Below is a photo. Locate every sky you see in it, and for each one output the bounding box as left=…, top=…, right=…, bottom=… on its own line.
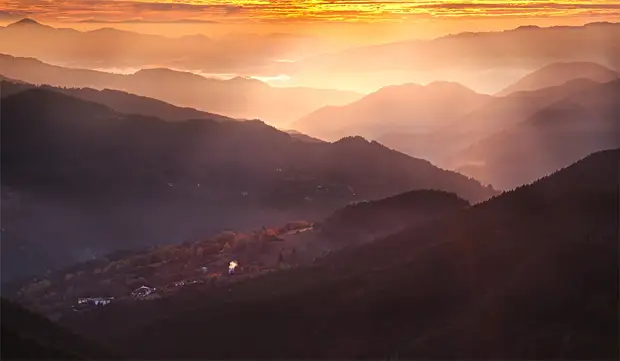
left=1, top=1, right=619, bottom=40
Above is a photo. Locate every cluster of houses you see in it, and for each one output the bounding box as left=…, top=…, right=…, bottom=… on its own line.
left=72, top=297, right=115, bottom=311
left=172, top=279, right=204, bottom=288
left=131, top=285, right=156, bottom=298
left=73, top=278, right=216, bottom=312
left=77, top=297, right=114, bottom=306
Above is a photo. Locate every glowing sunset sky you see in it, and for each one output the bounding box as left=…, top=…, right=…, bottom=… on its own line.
left=3, top=1, right=620, bottom=23
left=2, top=1, right=619, bottom=40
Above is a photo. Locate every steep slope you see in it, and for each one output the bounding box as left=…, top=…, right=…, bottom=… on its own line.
left=0, top=80, right=234, bottom=122
left=1, top=298, right=112, bottom=360
left=1, top=89, right=495, bottom=281
left=294, top=81, right=491, bottom=141
left=0, top=54, right=362, bottom=126
left=67, top=149, right=619, bottom=359
left=497, top=62, right=618, bottom=96
left=448, top=80, right=620, bottom=189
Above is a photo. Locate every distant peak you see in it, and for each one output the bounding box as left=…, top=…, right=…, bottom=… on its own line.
left=229, top=76, right=260, bottom=83
left=9, top=18, right=43, bottom=27
left=227, top=76, right=267, bottom=86
left=515, top=25, right=540, bottom=31
left=230, top=75, right=253, bottom=81
left=89, top=27, right=126, bottom=34
left=134, top=68, right=190, bottom=76
left=334, top=135, right=369, bottom=145
left=584, top=21, right=620, bottom=28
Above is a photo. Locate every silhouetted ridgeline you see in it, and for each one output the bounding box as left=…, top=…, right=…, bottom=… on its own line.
left=62, top=149, right=618, bottom=359
left=1, top=79, right=235, bottom=122
left=1, top=88, right=494, bottom=201
left=0, top=88, right=495, bottom=281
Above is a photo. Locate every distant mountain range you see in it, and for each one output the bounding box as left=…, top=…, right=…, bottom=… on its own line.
left=375, top=76, right=611, bottom=167
left=60, top=149, right=619, bottom=359
left=0, top=18, right=334, bottom=76
left=295, top=62, right=618, bottom=180
left=1, top=85, right=495, bottom=281
left=283, top=22, right=620, bottom=93
left=2, top=19, right=618, bottom=95
left=497, top=61, right=619, bottom=95
left=447, top=79, right=620, bottom=189
left=294, top=81, right=492, bottom=141
left=0, top=53, right=362, bottom=126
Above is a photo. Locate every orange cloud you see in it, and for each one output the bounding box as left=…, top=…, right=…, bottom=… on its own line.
left=2, top=0, right=620, bottom=23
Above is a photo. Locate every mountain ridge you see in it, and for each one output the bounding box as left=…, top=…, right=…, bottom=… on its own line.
left=294, top=81, right=492, bottom=141
left=1, top=87, right=495, bottom=281
left=448, top=79, right=620, bottom=189
left=0, top=54, right=362, bottom=126
left=497, top=62, right=619, bottom=96
left=0, top=79, right=235, bottom=122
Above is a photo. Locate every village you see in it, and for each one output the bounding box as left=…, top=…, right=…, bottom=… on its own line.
left=12, top=221, right=321, bottom=317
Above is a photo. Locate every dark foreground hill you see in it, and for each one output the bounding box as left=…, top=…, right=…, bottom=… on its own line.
left=1, top=88, right=494, bottom=281
left=66, top=149, right=618, bottom=359
left=1, top=298, right=112, bottom=360
left=320, top=190, right=469, bottom=241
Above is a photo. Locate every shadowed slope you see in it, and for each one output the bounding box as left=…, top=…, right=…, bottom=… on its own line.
left=1, top=298, right=113, bottom=360
left=67, top=149, right=618, bottom=359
